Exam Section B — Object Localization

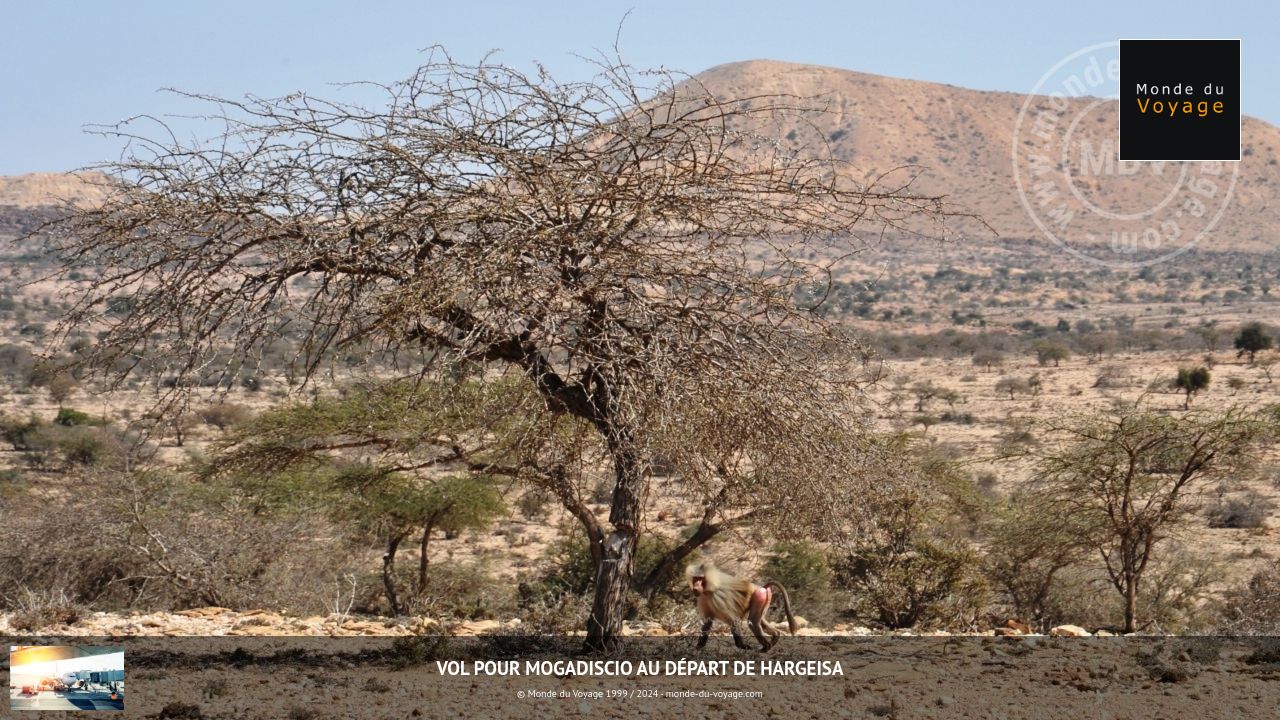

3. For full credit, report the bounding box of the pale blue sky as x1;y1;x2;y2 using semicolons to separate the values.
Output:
2;0;1274;173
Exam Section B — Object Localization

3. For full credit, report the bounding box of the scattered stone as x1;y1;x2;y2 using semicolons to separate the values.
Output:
175;607;231;618
1050;625;1092;637
456;619;502;635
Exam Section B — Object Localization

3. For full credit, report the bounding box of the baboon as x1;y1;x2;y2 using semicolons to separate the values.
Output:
686;560;797;651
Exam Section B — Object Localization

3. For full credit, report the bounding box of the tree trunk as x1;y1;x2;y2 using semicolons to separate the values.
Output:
584;440;644;651
1123;578;1138;634
383;533;406;617
418;521;435;595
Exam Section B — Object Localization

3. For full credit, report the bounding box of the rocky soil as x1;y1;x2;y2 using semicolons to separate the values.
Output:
1;608;1120;639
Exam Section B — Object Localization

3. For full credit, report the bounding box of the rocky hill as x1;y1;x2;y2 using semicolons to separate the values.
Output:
0;171;112;209
689;60;1280;253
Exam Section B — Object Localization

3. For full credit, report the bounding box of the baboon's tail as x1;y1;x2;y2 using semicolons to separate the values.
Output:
765;581;798;635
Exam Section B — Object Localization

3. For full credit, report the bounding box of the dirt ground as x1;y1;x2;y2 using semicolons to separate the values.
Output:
5;635;1278;719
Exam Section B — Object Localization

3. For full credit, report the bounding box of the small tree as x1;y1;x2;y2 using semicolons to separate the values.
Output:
413;475;505;594
994;376;1030;400
1032;340;1070;367
1191;324;1223;353
911;381;959;412
1174;366;1211;409
1078;332;1117;362
971;349;1004;372
1234;322;1273;364
912;413;939;435
1033;404;1271;633
46;373;77;408
322;466;502;615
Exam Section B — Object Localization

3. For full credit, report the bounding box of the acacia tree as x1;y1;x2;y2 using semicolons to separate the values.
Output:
48;51;961;648
1234;322;1273;364
322;466;502;615
1033;404;1271;633
1174;366;1211;409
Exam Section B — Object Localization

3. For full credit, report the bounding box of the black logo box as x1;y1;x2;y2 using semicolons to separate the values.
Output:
1120;39;1241;161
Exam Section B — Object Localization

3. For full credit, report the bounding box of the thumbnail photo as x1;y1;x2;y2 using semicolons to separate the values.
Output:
9;645;124;712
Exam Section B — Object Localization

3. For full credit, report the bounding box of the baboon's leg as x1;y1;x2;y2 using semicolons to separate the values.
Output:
697;618;713;649
749;619;773;651
731;622;748;649
747;587;776;650
762;618;783;649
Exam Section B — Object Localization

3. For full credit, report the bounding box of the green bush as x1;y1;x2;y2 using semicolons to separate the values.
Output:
761;541;836;624
837;537;985;629
523;526;684;617
3;418;124;469
54;407;103;427
763;541;832;593
538;528;597;598
57;427;112;466
831;442;989;629
634;533;683;598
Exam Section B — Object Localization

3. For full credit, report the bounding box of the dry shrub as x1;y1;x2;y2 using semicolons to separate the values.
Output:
1035;547;1216;632
0;469;357;615
196;402;252;430
761;541;837;626
409;560;514;621
7;588;83;631
1216;561;1280;635
1205;490;1273;529
155;702;205;719
0;478;137;609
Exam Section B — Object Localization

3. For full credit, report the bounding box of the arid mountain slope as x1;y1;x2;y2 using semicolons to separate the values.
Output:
690;60;1280;253
0;172;112;208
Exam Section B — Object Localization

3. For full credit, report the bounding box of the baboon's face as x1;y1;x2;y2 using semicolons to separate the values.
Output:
690;576;705;594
